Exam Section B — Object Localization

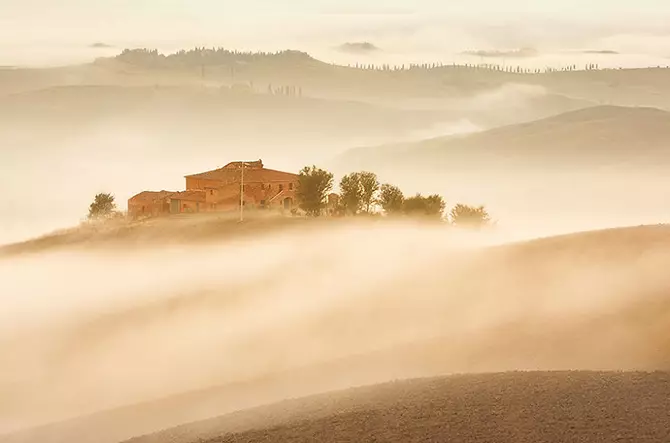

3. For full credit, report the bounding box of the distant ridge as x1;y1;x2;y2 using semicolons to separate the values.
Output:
582;50;619;55
112;48;317;68
462;47;539;58
90;42;114;49
337;105;670;171
337;42;381;54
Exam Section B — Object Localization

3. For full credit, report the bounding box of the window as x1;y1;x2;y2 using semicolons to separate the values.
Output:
279;184;284;191
261;184;265;190
289;183;294;190
210;190;214;195
268;184;272;191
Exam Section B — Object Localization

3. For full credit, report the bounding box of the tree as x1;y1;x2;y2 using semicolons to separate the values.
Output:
449;204;491;228
359;171;380;213
88;193;116;219
339;171;380;215
296;166;333;217
424;194;446;218
378;184;404;215
339;173;364;215
403;194;426;216
403;193;445;219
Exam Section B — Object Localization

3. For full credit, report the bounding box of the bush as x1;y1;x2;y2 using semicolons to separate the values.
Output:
449;204;491;228
403;194;445;219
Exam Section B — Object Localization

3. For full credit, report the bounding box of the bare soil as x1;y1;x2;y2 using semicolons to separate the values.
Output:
130;371;670;443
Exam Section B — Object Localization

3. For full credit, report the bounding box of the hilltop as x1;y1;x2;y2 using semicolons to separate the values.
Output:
336;42;381;54
0;213;314;257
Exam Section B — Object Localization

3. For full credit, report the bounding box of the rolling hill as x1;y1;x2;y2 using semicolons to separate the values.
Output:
125;371;670;443
335;105;670;173
2;223;670;443
4;49;670;108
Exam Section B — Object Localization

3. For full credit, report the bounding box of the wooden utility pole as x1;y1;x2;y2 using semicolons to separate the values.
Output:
240;162;245;222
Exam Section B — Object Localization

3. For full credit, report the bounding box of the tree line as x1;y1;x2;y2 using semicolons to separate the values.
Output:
116;48;313;68
115;48;647;75
296;166;491;228
345;61;616;75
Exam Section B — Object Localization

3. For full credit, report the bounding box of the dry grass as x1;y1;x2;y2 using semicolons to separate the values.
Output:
0;213;310;257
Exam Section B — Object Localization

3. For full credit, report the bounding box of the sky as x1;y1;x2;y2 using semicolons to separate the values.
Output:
3;0;670;40
4;0;670;15
1;0;670;64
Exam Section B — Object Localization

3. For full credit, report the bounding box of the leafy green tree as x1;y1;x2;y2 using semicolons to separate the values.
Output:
339;173;364;215
449;204;491;228
88;193;116;219
378;184;404;215
296;166;333;217
359;172;380;214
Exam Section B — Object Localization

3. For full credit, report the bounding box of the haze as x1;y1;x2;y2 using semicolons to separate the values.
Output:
3;1;670;67
2;1;670;442
2;220;670;439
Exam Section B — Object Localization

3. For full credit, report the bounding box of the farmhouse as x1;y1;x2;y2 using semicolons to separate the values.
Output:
128;160;299;218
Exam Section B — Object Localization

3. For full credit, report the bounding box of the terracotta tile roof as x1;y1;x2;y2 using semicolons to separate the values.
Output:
170;190;206;203
129;190;174;202
185;166;298;183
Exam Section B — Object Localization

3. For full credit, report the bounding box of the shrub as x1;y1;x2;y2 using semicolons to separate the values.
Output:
449;204;491;228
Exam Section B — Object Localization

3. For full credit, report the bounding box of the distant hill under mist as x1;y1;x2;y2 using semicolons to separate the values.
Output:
4;49;670;107
337;42;381;54
336;105;670;173
2;50;670;243
0;83;441;139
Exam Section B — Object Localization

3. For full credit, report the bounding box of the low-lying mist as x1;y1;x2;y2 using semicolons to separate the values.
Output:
2;219;670;436
0;79;585;245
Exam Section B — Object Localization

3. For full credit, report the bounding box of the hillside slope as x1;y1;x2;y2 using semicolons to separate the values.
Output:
129;371;670;443
2;223;670;443
336;105;670;172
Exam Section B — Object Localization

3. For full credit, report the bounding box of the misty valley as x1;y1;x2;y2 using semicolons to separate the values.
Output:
2;13;670;443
